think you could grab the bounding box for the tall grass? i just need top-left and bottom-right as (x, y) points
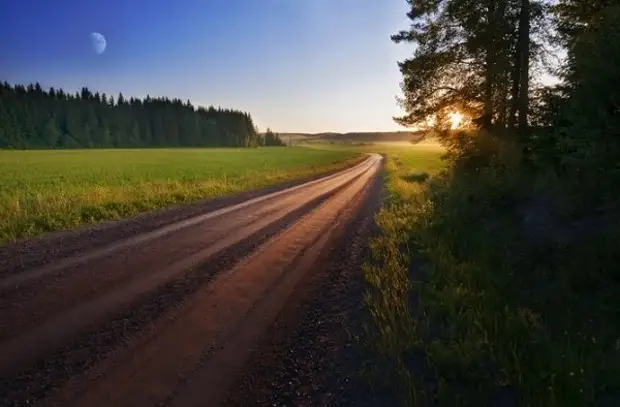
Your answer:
(0, 148), (360, 243)
(364, 139), (620, 406)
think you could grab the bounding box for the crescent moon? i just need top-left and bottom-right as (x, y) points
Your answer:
(90, 32), (107, 55)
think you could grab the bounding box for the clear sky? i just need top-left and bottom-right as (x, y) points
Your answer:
(0, 0), (413, 133)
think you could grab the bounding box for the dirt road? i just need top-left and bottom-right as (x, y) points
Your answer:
(0, 154), (382, 407)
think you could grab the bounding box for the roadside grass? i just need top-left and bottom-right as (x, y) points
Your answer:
(304, 141), (444, 203)
(363, 143), (620, 406)
(0, 147), (361, 243)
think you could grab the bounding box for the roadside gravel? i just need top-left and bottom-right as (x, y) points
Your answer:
(224, 166), (397, 407)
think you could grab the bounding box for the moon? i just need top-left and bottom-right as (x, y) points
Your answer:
(90, 32), (107, 55)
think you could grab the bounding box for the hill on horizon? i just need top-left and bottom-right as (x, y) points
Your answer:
(277, 131), (426, 145)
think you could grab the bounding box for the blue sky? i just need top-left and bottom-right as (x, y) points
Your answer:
(0, 0), (413, 133)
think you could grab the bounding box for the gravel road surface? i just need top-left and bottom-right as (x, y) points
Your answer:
(0, 154), (383, 407)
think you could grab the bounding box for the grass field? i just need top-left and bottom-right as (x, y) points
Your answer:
(0, 147), (360, 243)
(304, 141), (446, 195)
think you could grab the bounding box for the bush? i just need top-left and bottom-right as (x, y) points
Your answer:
(365, 131), (620, 406)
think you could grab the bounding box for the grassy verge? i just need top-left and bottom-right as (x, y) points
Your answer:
(0, 147), (360, 243)
(363, 141), (620, 406)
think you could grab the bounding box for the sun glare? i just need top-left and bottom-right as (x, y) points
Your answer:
(449, 112), (463, 129)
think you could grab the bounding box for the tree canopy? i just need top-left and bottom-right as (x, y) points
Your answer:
(394, 0), (620, 192)
(263, 128), (286, 146)
(393, 0), (550, 133)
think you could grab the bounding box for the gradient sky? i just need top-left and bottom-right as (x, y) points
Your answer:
(0, 0), (414, 133)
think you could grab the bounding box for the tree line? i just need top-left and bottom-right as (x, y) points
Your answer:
(0, 81), (285, 149)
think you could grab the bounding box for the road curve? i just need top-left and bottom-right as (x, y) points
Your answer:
(0, 153), (382, 407)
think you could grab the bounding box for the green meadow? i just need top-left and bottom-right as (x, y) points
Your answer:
(0, 147), (360, 243)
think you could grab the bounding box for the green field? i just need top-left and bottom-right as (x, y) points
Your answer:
(304, 141), (446, 191)
(0, 147), (360, 243)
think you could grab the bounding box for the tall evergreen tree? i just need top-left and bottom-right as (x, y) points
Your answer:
(42, 118), (61, 147)
(264, 128), (286, 146)
(393, 0), (547, 132)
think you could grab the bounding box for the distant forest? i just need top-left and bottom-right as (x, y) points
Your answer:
(0, 82), (284, 149)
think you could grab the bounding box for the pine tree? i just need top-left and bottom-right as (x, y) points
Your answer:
(101, 126), (112, 147)
(0, 100), (9, 148)
(42, 118), (61, 147)
(392, 0), (546, 132)
(264, 128), (285, 146)
(130, 121), (141, 146)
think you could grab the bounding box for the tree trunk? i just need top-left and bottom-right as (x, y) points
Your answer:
(497, 82), (509, 129)
(496, 0), (509, 130)
(508, 31), (521, 131)
(483, 0), (497, 130)
(517, 0), (530, 136)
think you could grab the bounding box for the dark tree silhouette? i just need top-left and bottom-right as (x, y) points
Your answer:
(263, 128), (286, 146)
(0, 82), (261, 149)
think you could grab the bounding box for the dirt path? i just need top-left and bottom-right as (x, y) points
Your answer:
(224, 167), (393, 407)
(0, 154), (382, 407)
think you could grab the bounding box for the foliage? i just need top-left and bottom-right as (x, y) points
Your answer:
(263, 128), (287, 146)
(368, 0), (620, 405)
(0, 82), (261, 149)
(553, 0), (617, 46)
(392, 0), (550, 131)
(0, 148), (360, 243)
(365, 146), (620, 406)
(553, 4), (620, 212)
